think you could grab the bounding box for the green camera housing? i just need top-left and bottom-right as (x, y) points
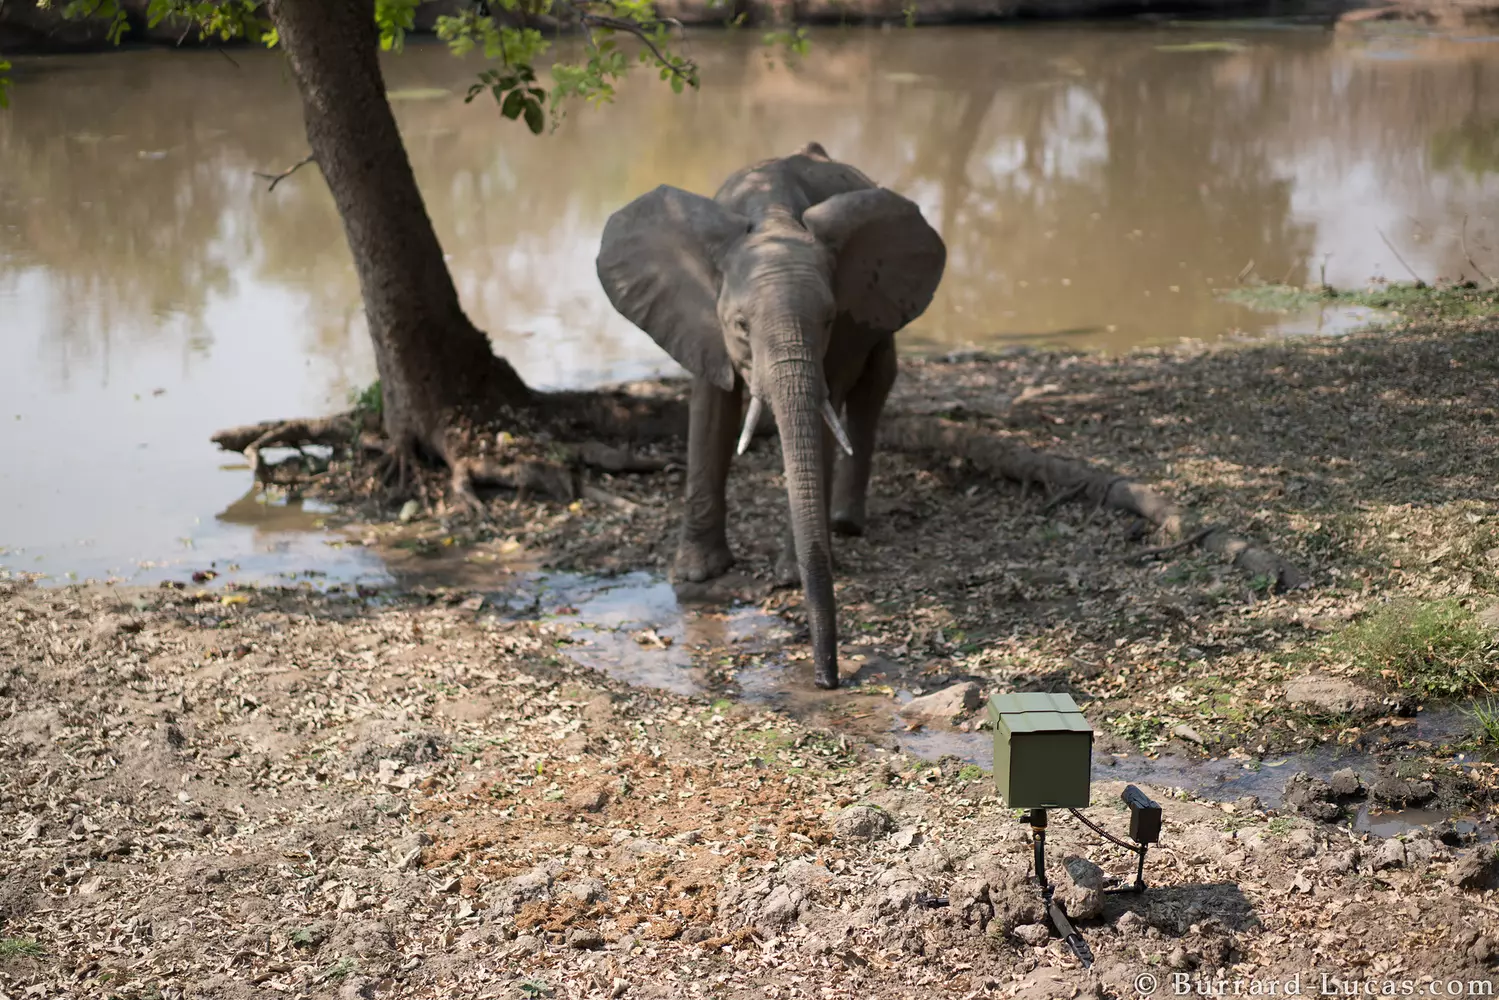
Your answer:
(987, 692), (1094, 809)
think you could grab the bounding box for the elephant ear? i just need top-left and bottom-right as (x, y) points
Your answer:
(801, 188), (946, 334)
(597, 184), (751, 391)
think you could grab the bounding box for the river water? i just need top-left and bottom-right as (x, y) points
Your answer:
(6, 20), (1499, 582)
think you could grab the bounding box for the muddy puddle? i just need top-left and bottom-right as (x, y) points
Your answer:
(472, 568), (1497, 843)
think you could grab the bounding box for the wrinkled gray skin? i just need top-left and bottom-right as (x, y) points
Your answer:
(596, 143), (946, 689)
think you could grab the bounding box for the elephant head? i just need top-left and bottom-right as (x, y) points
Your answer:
(596, 173), (945, 688)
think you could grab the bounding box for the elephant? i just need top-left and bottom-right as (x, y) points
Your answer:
(595, 143), (946, 689)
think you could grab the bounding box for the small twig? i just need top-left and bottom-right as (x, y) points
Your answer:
(578, 12), (695, 83)
(1128, 526), (1218, 564)
(1235, 259), (1255, 283)
(253, 154), (316, 192)
(1462, 214), (1494, 287)
(1376, 227), (1426, 286)
(216, 47), (240, 68)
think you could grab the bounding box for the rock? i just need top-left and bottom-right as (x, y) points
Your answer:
(1282, 772), (1343, 821)
(1328, 768), (1363, 798)
(489, 861), (561, 915)
(1322, 846), (1360, 875)
(1116, 911), (1146, 936)
(566, 927), (604, 950)
(567, 786), (609, 813)
(561, 878), (607, 904)
(1371, 838), (1406, 872)
(508, 934), (544, 956)
(398, 500), (421, 523)
(1369, 775), (1436, 807)
(1285, 829), (1318, 860)
(1062, 856), (1108, 891)
(1056, 879), (1104, 920)
(1283, 673), (1388, 717)
(1171, 723), (1206, 745)
(1013, 922), (1051, 947)
(834, 804), (896, 841)
(897, 682), (982, 724)
(1451, 849), (1499, 891)
(754, 884), (807, 933)
(1233, 796), (1264, 815)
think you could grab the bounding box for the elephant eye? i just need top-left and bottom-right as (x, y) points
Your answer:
(733, 316), (749, 333)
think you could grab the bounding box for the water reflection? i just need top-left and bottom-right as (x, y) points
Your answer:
(5, 24), (1499, 580)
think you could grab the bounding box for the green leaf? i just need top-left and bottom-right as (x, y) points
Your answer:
(522, 98), (544, 134)
(501, 88), (525, 120)
(0, 59), (11, 110)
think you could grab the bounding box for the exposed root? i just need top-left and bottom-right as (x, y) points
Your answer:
(879, 415), (1308, 590)
(375, 439), (422, 499)
(209, 412), (364, 481)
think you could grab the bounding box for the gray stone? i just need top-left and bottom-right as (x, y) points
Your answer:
(754, 884), (807, 933)
(1233, 796), (1264, 815)
(1328, 768), (1363, 798)
(1283, 772), (1343, 822)
(508, 934), (544, 956)
(897, 682), (982, 724)
(1371, 838), (1406, 872)
(565, 926), (604, 950)
(1322, 847), (1360, 875)
(1171, 723), (1207, 745)
(834, 804), (896, 841)
(1370, 775), (1436, 807)
(1283, 674), (1385, 717)
(1452, 849), (1499, 891)
(1013, 922), (1052, 947)
(561, 878), (607, 904)
(1063, 856), (1108, 891)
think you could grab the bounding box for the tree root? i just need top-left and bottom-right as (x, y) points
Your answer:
(879, 416), (1308, 590)
(209, 412), (364, 481)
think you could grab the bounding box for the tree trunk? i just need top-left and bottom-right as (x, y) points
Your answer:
(265, 0), (531, 462)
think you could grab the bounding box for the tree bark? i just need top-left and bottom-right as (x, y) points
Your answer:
(265, 0), (531, 464)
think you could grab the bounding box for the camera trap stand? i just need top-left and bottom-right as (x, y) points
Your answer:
(1025, 785), (1163, 969)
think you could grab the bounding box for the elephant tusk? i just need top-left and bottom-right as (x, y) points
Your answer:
(822, 399), (855, 457)
(737, 396), (763, 456)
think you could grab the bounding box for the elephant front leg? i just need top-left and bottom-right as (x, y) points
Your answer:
(832, 337), (896, 537)
(675, 376), (741, 582)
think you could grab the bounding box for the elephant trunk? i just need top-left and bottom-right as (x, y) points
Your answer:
(762, 344), (839, 690)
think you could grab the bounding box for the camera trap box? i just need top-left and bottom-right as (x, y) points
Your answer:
(987, 692), (1093, 810)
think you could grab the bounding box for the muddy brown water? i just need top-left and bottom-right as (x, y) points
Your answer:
(9, 20), (1499, 582)
(4, 20), (1499, 837)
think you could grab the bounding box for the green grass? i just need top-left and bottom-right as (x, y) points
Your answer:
(0, 937), (44, 959)
(956, 764), (988, 783)
(1328, 598), (1494, 698)
(1465, 698), (1499, 745)
(347, 379), (383, 419)
(1107, 711), (1167, 748)
(1221, 280), (1499, 323)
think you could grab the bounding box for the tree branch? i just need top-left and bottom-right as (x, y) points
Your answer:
(572, 5), (696, 84)
(253, 154), (316, 192)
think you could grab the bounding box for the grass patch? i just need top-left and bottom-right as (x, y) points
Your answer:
(1466, 698), (1499, 745)
(1220, 280), (1499, 323)
(347, 379), (382, 420)
(956, 764), (988, 783)
(1328, 598), (1494, 698)
(1107, 711), (1167, 749)
(0, 937), (44, 959)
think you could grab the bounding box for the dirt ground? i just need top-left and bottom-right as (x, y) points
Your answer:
(4, 316), (1499, 998)
(1, 580), (1495, 1000)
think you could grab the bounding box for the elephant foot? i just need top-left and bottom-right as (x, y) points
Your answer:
(830, 506), (866, 537)
(674, 538), (735, 583)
